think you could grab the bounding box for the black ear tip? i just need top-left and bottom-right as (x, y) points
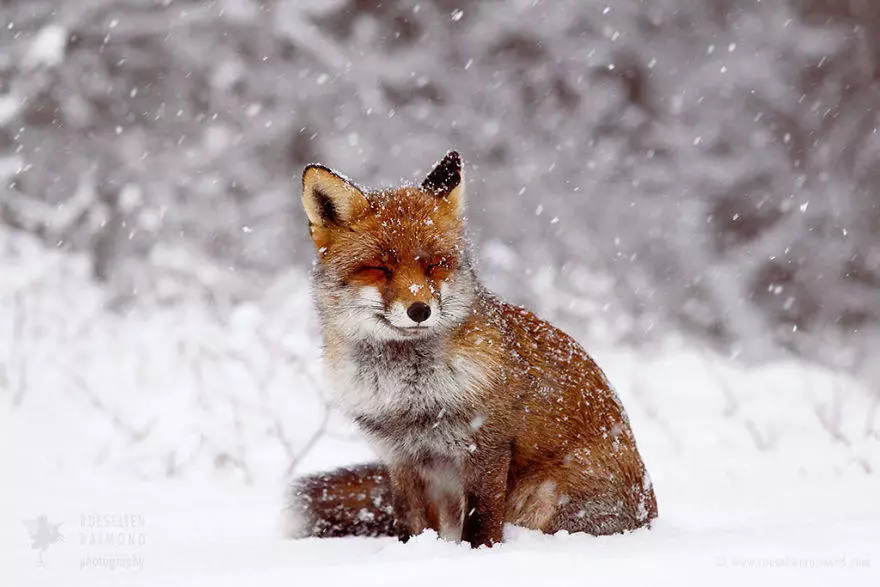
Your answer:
(422, 150), (463, 194)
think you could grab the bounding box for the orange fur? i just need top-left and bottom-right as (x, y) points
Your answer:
(288, 152), (657, 547)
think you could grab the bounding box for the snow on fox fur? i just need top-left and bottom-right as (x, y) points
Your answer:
(286, 152), (657, 547)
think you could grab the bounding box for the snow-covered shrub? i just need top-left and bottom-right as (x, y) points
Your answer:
(1, 0), (878, 379)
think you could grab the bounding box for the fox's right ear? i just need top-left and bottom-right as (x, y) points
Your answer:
(422, 151), (464, 216)
(302, 165), (368, 228)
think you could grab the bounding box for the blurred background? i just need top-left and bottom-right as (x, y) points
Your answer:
(1, 0), (879, 486)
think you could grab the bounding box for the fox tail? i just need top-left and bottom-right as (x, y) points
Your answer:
(285, 463), (396, 538)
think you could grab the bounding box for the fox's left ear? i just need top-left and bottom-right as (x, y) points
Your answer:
(302, 164), (368, 228)
(422, 151), (464, 215)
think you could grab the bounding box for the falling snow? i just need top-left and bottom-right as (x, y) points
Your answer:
(2, 0), (880, 583)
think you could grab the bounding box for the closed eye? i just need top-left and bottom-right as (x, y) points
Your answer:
(425, 257), (456, 277)
(358, 265), (391, 276)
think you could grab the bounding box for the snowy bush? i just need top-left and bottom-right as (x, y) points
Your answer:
(2, 225), (877, 485)
(2, 0), (879, 378)
(1, 0), (879, 483)
(0, 225), (336, 482)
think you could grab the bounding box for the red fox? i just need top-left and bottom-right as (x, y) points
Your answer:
(286, 152), (657, 547)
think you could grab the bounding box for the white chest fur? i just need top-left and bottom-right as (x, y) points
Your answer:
(325, 339), (489, 460)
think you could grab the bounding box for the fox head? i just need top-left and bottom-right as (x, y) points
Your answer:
(302, 151), (477, 341)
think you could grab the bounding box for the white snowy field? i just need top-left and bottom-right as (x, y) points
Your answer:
(1, 469), (878, 587)
(2, 229), (880, 585)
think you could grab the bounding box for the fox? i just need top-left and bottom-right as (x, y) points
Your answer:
(286, 151), (657, 547)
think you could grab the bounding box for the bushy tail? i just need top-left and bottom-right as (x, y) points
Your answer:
(285, 463), (396, 538)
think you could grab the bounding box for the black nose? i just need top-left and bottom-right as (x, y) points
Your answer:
(407, 302), (431, 323)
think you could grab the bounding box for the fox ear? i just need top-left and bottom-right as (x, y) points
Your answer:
(422, 151), (464, 215)
(302, 165), (368, 227)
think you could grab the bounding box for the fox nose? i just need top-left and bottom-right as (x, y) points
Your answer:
(407, 302), (431, 324)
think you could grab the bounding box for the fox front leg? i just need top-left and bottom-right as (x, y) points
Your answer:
(388, 463), (430, 543)
(462, 448), (511, 548)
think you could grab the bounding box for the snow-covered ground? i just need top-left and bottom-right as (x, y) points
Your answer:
(2, 229), (879, 585)
(2, 469), (878, 587)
